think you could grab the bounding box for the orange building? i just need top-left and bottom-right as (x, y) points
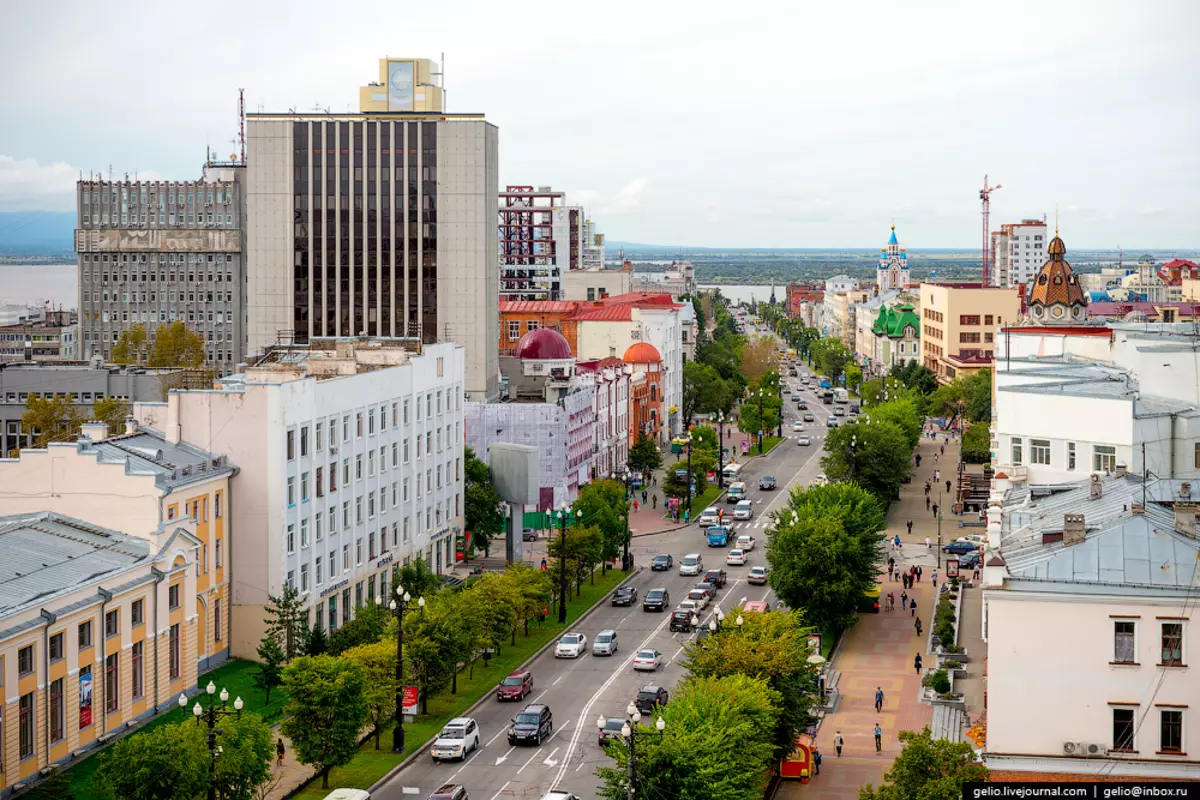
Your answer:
(498, 300), (580, 356)
(624, 342), (665, 443)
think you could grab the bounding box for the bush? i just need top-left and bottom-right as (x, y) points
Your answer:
(923, 669), (951, 695)
(961, 423), (991, 463)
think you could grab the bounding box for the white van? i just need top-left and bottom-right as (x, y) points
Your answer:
(734, 500), (753, 520)
(722, 463), (742, 482)
(726, 481), (747, 503)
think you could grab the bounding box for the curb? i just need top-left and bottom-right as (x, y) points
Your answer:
(366, 566), (644, 794)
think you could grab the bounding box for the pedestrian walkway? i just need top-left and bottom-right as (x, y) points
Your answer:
(264, 731), (310, 799)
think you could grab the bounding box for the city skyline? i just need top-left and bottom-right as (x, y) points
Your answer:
(1, 0), (1198, 249)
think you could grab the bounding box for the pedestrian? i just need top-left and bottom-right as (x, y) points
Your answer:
(642, 489), (648, 504)
(874, 723), (883, 752)
(684, 509), (690, 524)
(924, 536), (931, 550)
(834, 730), (844, 757)
(972, 565), (981, 581)
(924, 482), (930, 496)
(932, 503), (939, 518)
(941, 444), (945, 455)
(874, 687), (884, 713)
(934, 452), (939, 464)
(887, 592), (894, 611)
(652, 494), (658, 509)
(887, 563), (894, 582)
(894, 534), (901, 550)
(916, 565), (923, 582)
(633, 499), (639, 513)
(813, 747), (822, 775)
(901, 590), (908, 609)
(946, 479), (952, 494)
(276, 738), (286, 766)
(932, 569), (938, 587)
(914, 653), (923, 674)
(906, 519), (913, 535)
(915, 453), (922, 468)
(540, 557), (548, 572)
(915, 617), (923, 636)
(911, 599), (917, 617)
(925, 496), (931, 511)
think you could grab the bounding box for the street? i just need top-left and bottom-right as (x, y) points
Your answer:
(376, 364), (838, 800)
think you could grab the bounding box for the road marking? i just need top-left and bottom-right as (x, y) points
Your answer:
(400, 789), (419, 796)
(489, 781), (511, 800)
(532, 689), (549, 703)
(552, 675), (563, 686)
(516, 748), (541, 775)
(494, 745), (515, 766)
(542, 745), (561, 767)
(544, 719), (569, 745)
(672, 644), (684, 660)
(486, 726), (509, 746)
(576, 762), (585, 772)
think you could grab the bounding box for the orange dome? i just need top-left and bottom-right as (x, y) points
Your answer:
(623, 342), (662, 363)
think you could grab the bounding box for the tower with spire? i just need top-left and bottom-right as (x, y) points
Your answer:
(1026, 229), (1087, 325)
(877, 224), (910, 291)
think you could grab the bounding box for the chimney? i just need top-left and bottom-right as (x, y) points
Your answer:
(125, 416), (137, 435)
(1180, 482), (1192, 500)
(79, 421), (109, 443)
(1063, 513), (1086, 546)
(1174, 503), (1196, 536)
(165, 391), (181, 445)
(1089, 474), (1103, 499)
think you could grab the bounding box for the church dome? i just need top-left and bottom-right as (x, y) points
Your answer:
(1028, 235), (1087, 312)
(623, 342), (662, 363)
(1047, 236), (1066, 256)
(515, 328), (573, 360)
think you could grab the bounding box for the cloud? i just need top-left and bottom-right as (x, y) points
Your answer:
(572, 178), (649, 217)
(0, 155), (78, 212)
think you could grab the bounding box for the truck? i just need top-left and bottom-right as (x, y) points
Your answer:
(818, 378), (831, 389)
(726, 481), (747, 504)
(834, 388), (849, 404)
(706, 526), (730, 547)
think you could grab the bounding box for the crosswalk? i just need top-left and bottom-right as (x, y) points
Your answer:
(700, 519), (772, 529)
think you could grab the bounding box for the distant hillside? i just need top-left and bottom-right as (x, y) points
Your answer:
(0, 212), (76, 256)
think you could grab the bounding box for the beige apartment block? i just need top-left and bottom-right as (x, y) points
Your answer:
(919, 282), (1023, 383)
(0, 513), (201, 793)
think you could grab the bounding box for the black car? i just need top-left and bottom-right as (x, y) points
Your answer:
(650, 554), (674, 571)
(634, 685), (669, 715)
(703, 568), (728, 588)
(598, 717), (625, 746)
(507, 703), (553, 746)
(669, 610), (694, 632)
(643, 588), (670, 612)
(759, 475), (777, 490)
(611, 586), (638, 606)
(799, 402), (809, 410)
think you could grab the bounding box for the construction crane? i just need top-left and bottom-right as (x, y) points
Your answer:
(980, 175), (1002, 286)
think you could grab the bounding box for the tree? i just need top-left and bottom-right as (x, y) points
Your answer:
(253, 634), (286, 707)
(328, 601), (389, 655)
(573, 479), (629, 571)
(821, 420), (913, 501)
(147, 322), (206, 369)
(963, 369), (993, 423)
(596, 674), (780, 800)
(547, 523), (603, 594)
(463, 447), (504, 558)
(92, 396), (131, 431)
(862, 398), (923, 450)
(845, 363), (863, 394)
(961, 423), (991, 463)
(739, 335), (779, 381)
(767, 516), (876, 634)
(627, 432), (663, 474)
(23, 770), (76, 800)
(891, 361), (939, 396)
(341, 640), (397, 749)
(210, 714), (275, 800)
(393, 557), (441, 601)
(682, 362), (732, 426)
(500, 563), (552, 637)
(403, 593), (469, 714)
(95, 720), (211, 800)
(21, 392), (84, 448)
(112, 324), (149, 365)
(859, 727), (989, 800)
(456, 572), (519, 675)
(737, 385), (781, 441)
(304, 622), (328, 656)
(281, 655), (370, 790)
(810, 338), (851, 383)
(263, 583), (308, 660)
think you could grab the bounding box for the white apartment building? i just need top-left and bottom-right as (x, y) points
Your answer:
(636, 305), (683, 437)
(991, 219), (1048, 287)
(133, 339), (465, 659)
(578, 358), (631, 480)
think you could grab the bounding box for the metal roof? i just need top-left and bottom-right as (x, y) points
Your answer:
(83, 430), (233, 491)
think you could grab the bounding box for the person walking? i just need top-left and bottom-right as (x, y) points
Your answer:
(915, 616), (923, 636)
(834, 730), (845, 757)
(924, 482), (931, 496)
(925, 495), (931, 511)
(684, 509), (690, 524)
(914, 653), (923, 674)
(932, 503), (939, 518)
(874, 687), (884, 713)
(906, 519), (913, 535)
(886, 592), (894, 611)
(276, 738), (286, 767)
(916, 565), (923, 582)
(911, 595), (917, 617)
(894, 534), (901, 550)
(813, 747), (822, 775)
(924, 536), (931, 550)
(932, 569), (939, 587)
(652, 494), (658, 510)
(934, 452), (939, 464)
(633, 499), (639, 513)
(901, 590), (908, 610)
(915, 453), (922, 468)
(941, 443), (945, 455)
(946, 479), (952, 494)
(642, 489), (648, 504)
(972, 565), (981, 582)
(874, 723), (883, 752)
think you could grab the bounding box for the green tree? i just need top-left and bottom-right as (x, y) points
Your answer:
(821, 420), (913, 501)
(891, 361), (939, 395)
(682, 362), (732, 426)
(737, 387), (781, 442)
(858, 727), (989, 800)
(961, 423), (991, 463)
(393, 557), (441, 601)
(341, 640), (397, 749)
(403, 593), (469, 714)
(328, 600), (389, 655)
(862, 398), (923, 450)
(500, 563), (552, 637)
(281, 655), (370, 789)
(23, 770), (76, 800)
(463, 447), (504, 558)
(456, 572), (519, 675)
(811, 338), (851, 383)
(253, 634), (286, 707)
(21, 392), (84, 448)
(92, 396), (131, 430)
(547, 523), (603, 593)
(263, 583), (308, 660)
(964, 369), (993, 423)
(304, 622), (328, 656)
(627, 432), (663, 474)
(147, 322), (206, 368)
(767, 515), (876, 634)
(845, 363), (863, 394)
(112, 324), (149, 365)
(210, 714), (275, 800)
(95, 720), (210, 800)
(573, 479), (629, 572)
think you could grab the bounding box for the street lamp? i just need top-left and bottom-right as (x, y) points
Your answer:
(715, 412), (727, 490)
(735, 614), (745, 631)
(683, 434), (694, 515)
(179, 682), (244, 800)
(848, 433), (859, 482)
(596, 701), (666, 800)
(757, 388), (765, 454)
(775, 378), (783, 440)
(380, 588), (425, 753)
(555, 505), (581, 623)
(612, 473), (633, 572)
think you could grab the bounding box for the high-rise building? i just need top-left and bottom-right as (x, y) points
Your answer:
(245, 58), (499, 401)
(920, 282), (1022, 383)
(75, 162), (246, 368)
(498, 186), (584, 302)
(990, 218), (1048, 287)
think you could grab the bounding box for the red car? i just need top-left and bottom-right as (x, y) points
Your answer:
(496, 670), (533, 701)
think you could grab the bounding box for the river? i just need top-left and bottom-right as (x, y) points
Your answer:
(0, 263), (77, 309)
(696, 283), (782, 305)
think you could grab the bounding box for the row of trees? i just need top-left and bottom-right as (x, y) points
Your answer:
(112, 322), (207, 369)
(737, 370), (783, 441)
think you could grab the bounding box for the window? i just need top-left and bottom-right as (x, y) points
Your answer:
(301, 426), (309, 456)
(1161, 709), (1183, 754)
(959, 315), (981, 325)
(1114, 621), (1136, 663)
(508, 320), (520, 340)
(288, 476), (296, 506)
(169, 623), (181, 680)
(287, 429), (295, 460)
(287, 524), (296, 554)
(50, 676), (65, 741)
(79, 620), (93, 649)
(357, 538), (364, 564)
(356, 412), (364, 437)
(1094, 445), (1117, 473)
(131, 641), (144, 700)
(344, 459), (351, 486)
(215, 599), (222, 641)
(132, 598), (145, 626)
(403, 399), (410, 424)
(105, 609), (120, 638)
(356, 454), (364, 480)
(1162, 622), (1184, 666)
(106, 652), (120, 711)
(1011, 437), (1023, 465)
(1068, 442), (1077, 471)
(19, 692), (35, 759)
(18, 644), (34, 675)
(1030, 439), (1050, 465)
(49, 631), (64, 661)
(368, 408), (375, 434)
(316, 466), (324, 497)
(169, 583), (181, 610)
(316, 421), (324, 451)
(343, 415), (350, 442)
(1112, 707), (1135, 752)
(303, 561), (312, 590)
(1195, 442), (1200, 470)
(301, 518), (310, 548)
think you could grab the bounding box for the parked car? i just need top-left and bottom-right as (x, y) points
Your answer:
(634, 685), (669, 715)
(632, 649), (663, 671)
(431, 717), (480, 762)
(697, 506), (720, 526)
(429, 784), (470, 800)
(592, 630), (619, 656)
(650, 554), (673, 571)
(643, 588), (670, 612)
(611, 586), (638, 606)
(496, 670), (533, 702)
(736, 534), (756, 551)
(942, 540), (980, 555)
(727, 549), (747, 566)
(508, 704), (553, 746)
(743, 600), (771, 613)
(704, 568), (728, 588)
(797, 435), (811, 446)
(748, 565), (768, 585)
(555, 632), (587, 658)
(679, 553), (704, 575)
(677, 599), (700, 618)
(522, 528), (538, 542)
(598, 717), (625, 746)
(669, 610), (695, 632)
(957, 551), (982, 570)
(686, 589), (710, 609)
(759, 475), (777, 490)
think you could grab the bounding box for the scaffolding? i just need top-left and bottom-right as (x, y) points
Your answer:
(498, 186), (580, 301)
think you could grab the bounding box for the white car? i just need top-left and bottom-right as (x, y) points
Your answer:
(792, 421), (804, 432)
(677, 599), (700, 617)
(736, 534), (756, 551)
(727, 549), (747, 566)
(431, 717), (480, 762)
(679, 553), (703, 576)
(686, 589), (710, 609)
(632, 649), (663, 671)
(797, 435), (811, 446)
(813, 473), (828, 486)
(697, 507), (720, 526)
(734, 500), (753, 520)
(555, 632), (588, 658)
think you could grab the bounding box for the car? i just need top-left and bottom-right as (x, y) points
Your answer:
(826, 418), (839, 429)
(736, 534), (756, 551)
(706, 525), (730, 547)
(942, 540), (980, 555)
(734, 500), (753, 520)
(593, 630), (619, 656)
(792, 420), (805, 432)
(632, 649), (663, 671)
(431, 717), (480, 762)
(812, 473), (828, 486)
(643, 588), (670, 612)
(743, 600), (771, 613)
(956, 534), (986, 546)
(508, 704), (553, 746)
(522, 528), (538, 542)
(759, 475), (777, 490)
(686, 588), (710, 609)
(704, 568), (728, 588)
(679, 553), (704, 575)
(496, 670), (533, 702)
(677, 599), (701, 617)
(598, 717), (626, 746)
(555, 632), (587, 658)
(650, 554), (674, 571)
(782, 387), (791, 394)
(693, 581), (716, 599)
(727, 549), (747, 566)
(669, 610), (695, 632)
(748, 565), (768, 585)
(797, 435), (811, 446)
(803, 413), (815, 422)
(611, 586), (638, 606)
(799, 402), (809, 410)
(697, 506), (720, 526)
(833, 406), (845, 416)
(957, 551), (982, 570)
(429, 784), (470, 800)
(539, 791), (582, 800)
(634, 685), (669, 715)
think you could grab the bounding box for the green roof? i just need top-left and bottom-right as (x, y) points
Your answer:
(872, 303), (920, 339)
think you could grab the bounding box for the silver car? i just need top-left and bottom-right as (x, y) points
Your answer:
(592, 630), (619, 656)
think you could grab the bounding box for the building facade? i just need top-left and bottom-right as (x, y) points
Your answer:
(498, 186), (583, 302)
(577, 358), (630, 480)
(920, 282), (1022, 383)
(876, 225), (910, 291)
(991, 218), (1048, 288)
(75, 164), (246, 369)
(0, 311), (78, 363)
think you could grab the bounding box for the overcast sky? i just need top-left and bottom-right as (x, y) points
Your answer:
(2, 0), (1197, 249)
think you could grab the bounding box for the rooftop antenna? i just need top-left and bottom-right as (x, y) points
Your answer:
(238, 88), (246, 164)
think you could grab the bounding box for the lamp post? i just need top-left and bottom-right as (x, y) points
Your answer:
(179, 682), (243, 800)
(735, 614), (745, 632)
(555, 505), (581, 623)
(684, 435), (694, 515)
(849, 433), (859, 482)
(775, 377), (783, 440)
(757, 388), (765, 454)
(613, 472), (632, 572)
(596, 702), (666, 800)
(715, 412), (727, 489)
(379, 588), (425, 753)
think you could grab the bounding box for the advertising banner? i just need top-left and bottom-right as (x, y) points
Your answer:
(387, 61), (415, 111)
(402, 686), (420, 716)
(79, 667), (93, 728)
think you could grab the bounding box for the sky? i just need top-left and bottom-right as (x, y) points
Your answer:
(1, 0), (1197, 249)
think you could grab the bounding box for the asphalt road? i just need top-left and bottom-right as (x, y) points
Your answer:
(376, 366), (841, 800)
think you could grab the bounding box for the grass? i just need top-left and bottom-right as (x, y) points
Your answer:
(290, 566), (631, 799)
(757, 436), (784, 454)
(63, 658), (288, 799)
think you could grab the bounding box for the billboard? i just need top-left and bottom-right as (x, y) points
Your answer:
(387, 61), (415, 111)
(402, 686), (420, 716)
(79, 666), (93, 728)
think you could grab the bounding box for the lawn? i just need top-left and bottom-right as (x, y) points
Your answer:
(290, 565), (631, 798)
(757, 435), (784, 455)
(63, 658), (288, 799)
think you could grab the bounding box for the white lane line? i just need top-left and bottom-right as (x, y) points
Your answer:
(489, 781), (511, 800)
(671, 644), (684, 660)
(486, 726), (509, 746)
(552, 675), (563, 686)
(493, 745), (516, 766)
(531, 689), (549, 703)
(576, 762), (585, 772)
(516, 748), (541, 775)
(543, 719), (570, 745)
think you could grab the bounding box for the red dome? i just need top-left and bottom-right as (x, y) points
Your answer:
(515, 328), (573, 360)
(623, 342), (662, 363)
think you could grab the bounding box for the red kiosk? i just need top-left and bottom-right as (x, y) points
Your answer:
(779, 733), (815, 782)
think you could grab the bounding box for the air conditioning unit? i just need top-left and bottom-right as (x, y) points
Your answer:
(1083, 742), (1107, 757)
(1062, 741), (1084, 756)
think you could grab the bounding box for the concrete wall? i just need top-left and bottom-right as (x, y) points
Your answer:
(562, 269), (632, 302)
(245, 119), (294, 356)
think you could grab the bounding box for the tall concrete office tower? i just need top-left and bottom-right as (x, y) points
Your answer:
(245, 57), (500, 401)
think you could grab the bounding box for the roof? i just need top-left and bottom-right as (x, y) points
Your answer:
(624, 342), (662, 363)
(499, 301), (579, 315)
(1089, 301), (1200, 318)
(515, 328), (573, 360)
(1000, 325), (1111, 337)
(0, 512), (151, 616)
(1028, 236), (1088, 310)
(84, 430), (234, 491)
(567, 305), (634, 323)
(888, 225), (898, 245)
(596, 291), (677, 308)
(871, 303), (920, 339)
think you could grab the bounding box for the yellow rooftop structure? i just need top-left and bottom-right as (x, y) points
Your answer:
(359, 57), (444, 113)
